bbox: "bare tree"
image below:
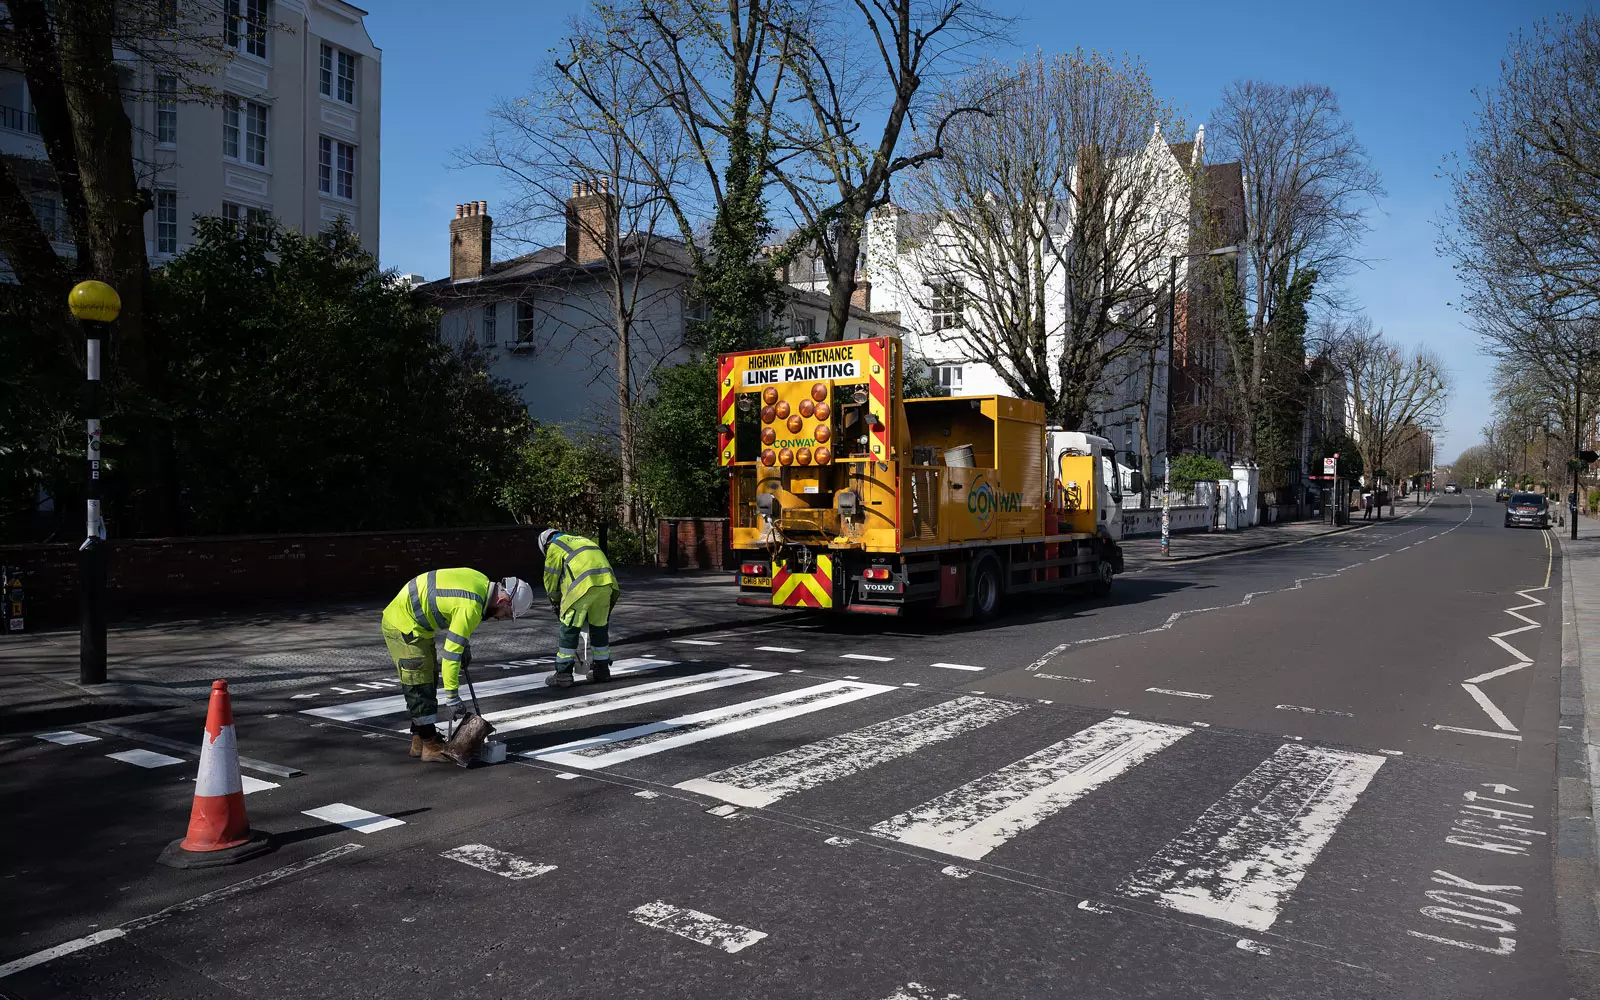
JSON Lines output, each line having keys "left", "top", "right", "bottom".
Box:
{"left": 1328, "top": 320, "right": 1450, "bottom": 509}
{"left": 892, "top": 50, "right": 1191, "bottom": 435}
{"left": 1210, "top": 80, "right": 1383, "bottom": 460}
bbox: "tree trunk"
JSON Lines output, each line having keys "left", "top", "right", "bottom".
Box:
{"left": 825, "top": 219, "right": 862, "bottom": 340}
{"left": 616, "top": 308, "right": 635, "bottom": 531}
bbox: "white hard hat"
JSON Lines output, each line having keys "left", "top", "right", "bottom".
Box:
{"left": 538, "top": 528, "right": 559, "bottom": 553}
{"left": 500, "top": 576, "right": 534, "bottom": 618}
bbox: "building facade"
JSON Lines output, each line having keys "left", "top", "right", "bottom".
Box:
{"left": 1, "top": 0, "right": 380, "bottom": 271}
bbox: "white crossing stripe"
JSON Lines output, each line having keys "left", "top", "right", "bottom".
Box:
{"left": 241, "top": 775, "right": 279, "bottom": 794}
{"left": 756, "top": 646, "right": 804, "bottom": 653}
{"left": 0, "top": 929, "right": 126, "bottom": 979}
{"left": 842, "top": 653, "right": 894, "bottom": 662}
{"left": 302, "top": 657, "right": 673, "bottom": 721}
{"left": 525, "top": 680, "right": 894, "bottom": 770}
{"left": 441, "top": 844, "right": 556, "bottom": 880}
{"left": 880, "top": 983, "right": 965, "bottom": 1000}
{"left": 1118, "top": 743, "right": 1385, "bottom": 931}
{"left": 677, "top": 696, "right": 1027, "bottom": 808}
{"left": 930, "top": 662, "right": 983, "bottom": 672}
{"left": 36, "top": 731, "right": 100, "bottom": 745}
{"left": 629, "top": 900, "right": 767, "bottom": 953}
{"left": 871, "top": 716, "right": 1191, "bottom": 860}
{"left": 1146, "top": 687, "right": 1212, "bottom": 700}
{"left": 400, "top": 668, "right": 775, "bottom": 737}
{"left": 106, "top": 749, "right": 185, "bottom": 768}
{"left": 672, "top": 639, "right": 721, "bottom": 646}
{"left": 303, "top": 802, "right": 406, "bottom": 834}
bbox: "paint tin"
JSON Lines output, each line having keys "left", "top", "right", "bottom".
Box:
{"left": 476, "top": 740, "right": 507, "bottom": 764}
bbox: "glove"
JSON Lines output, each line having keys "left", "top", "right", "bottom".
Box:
{"left": 442, "top": 689, "right": 463, "bottom": 709}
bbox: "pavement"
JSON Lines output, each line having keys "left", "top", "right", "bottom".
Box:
{"left": 9, "top": 493, "right": 1594, "bottom": 999}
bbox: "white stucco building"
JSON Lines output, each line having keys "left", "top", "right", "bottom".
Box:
{"left": 1, "top": 0, "right": 381, "bottom": 270}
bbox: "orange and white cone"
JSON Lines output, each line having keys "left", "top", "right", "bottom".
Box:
{"left": 159, "top": 680, "right": 272, "bottom": 868}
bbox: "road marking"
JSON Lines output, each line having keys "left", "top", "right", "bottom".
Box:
{"left": 931, "top": 662, "right": 983, "bottom": 672}
{"left": 1119, "top": 743, "right": 1385, "bottom": 931}
{"left": 1077, "top": 900, "right": 1111, "bottom": 914}
{"left": 788, "top": 669, "right": 805, "bottom": 673}
{"left": 635, "top": 790, "right": 659, "bottom": 799}
{"left": 1369, "top": 553, "right": 1390, "bottom": 562}
{"left": 0, "top": 929, "right": 126, "bottom": 979}
{"left": 1236, "top": 938, "right": 1273, "bottom": 956}
{"left": 825, "top": 836, "right": 856, "bottom": 847}
{"left": 241, "top": 775, "right": 279, "bottom": 794}
{"left": 526, "top": 680, "right": 895, "bottom": 770}
{"left": 673, "top": 639, "right": 721, "bottom": 646}
{"left": 1275, "top": 704, "right": 1354, "bottom": 718}
{"left": 677, "top": 697, "right": 1027, "bottom": 808}
{"left": 757, "top": 646, "right": 804, "bottom": 653}
{"left": 842, "top": 653, "right": 895, "bottom": 662}
{"left": 556, "top": 772, "right": 579, "bottom": 779}
{"left": 303, "top": 657, "right": 672, "bottom": 721}
{"left": 442, "top": 844, "right": 557, "bottom": 879}
{"left": 871, "top": 716, "right": 1190, "bottom": 860}
{"left": 628, "top": 901, "right": 767, "bottom": 953}
{"left": 879, "top": 985, "right": 965, "bottom": 1000}
{"left": 1465, "top": 662, "right": 1529, "bottom": 684}
{"left": 1433, "top": 725, "right": 1523, "bottom": 741}
{"left": 302, "top": 803, "right": 405, "bottom": 834}
{"left": 1461, "top": 683, "right": 1518, "bottom": 732}
{"left": 1146, "top": 687, "right": 1212, "bottom": 700}
{"left": 36, "top": 731, "right": 99, "bottom": 745}
{"left": 432, "top": 668, "right": 774, "bottom": 737}
{"left": 1038, "top": 673, "right": 1094, "bottom": 683}
{"left": 106, "top": 749, "right": 184, "bottom": 768}
{"left": 706, "top": 804, "right": 740, "bottom": 817}
{"left": 844, "top": 675, "right": 862, "bottom": 680}
{"left": 941, "top": 865, "right": 974, "bottom": 879}
{"left": 903, "top": 682, "right": 920, "bottom": 687}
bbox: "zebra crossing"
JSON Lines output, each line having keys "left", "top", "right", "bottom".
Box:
{"left": 300, "top": 657, "right": 1391, "bottom": 935}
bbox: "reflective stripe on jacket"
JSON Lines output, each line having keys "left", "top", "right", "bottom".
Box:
{"left": 542, "top": 534, "right": 619, "bottom": 618}
{"left": 381, "top": 568, "right": 490, "bottom": 689}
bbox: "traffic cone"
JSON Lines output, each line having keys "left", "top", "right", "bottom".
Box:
{"left": 158, "top": 680, "right": 272, "bottom": 868}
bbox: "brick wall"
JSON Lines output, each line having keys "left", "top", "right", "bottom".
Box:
{"left": 657, "top": 518, "right": 729, "bottom": 571}
{"left": 0, "top": 525, "right": 544, "bottom": 628}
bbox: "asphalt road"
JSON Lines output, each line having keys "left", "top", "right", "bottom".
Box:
{"left": 0, "top": 492, "right": 1577, "bottom": 999}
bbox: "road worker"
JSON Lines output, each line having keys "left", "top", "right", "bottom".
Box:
{"left": 381, "top": 569, "right": 534, "bottom": 761}
{"left": 539, "top": 528, "right": 621, "bottom": 688}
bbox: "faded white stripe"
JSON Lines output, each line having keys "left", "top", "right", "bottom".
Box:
{"left": 1146, "top": 687, "right": 1212, "bottom": 700}
{"left": 676, "top": 696, "right": 1026, "bottom": 807}
{"left": 303, "top": 657, "right": 671, "bottom": 721}
{"left": 107, "top": 749, "right": 184, "bottom": 768}
{"left": 441, "top": 844, "right": 556, "bottom": 880}
{"left": 36, "top": 730, "right": 99, "bottom": 745}
{"left": 930, "top": 662, "right": 983, "bottom": 672}
{"left": 756, "top": 646, "right": 804, "bottom": 653}
{"left": 880, "top": 984, "right": 966, "bottom": 1000}
{"left": 672, "top": 639, "right": 721, "bottom": 646}
{"left": 871, "top": 716, "right": 1191, "bottom": 860}
{"left": 629, "top": 901, "right": 766, "bottom": 953}
{"left": 842, "top": 653, "right": 894, "bottom": 662}
{"left": 1118, "top": 743, "right": 1385, "bottom": 931}
{"left": 0, "top": 929, "right": 126, "bottom": 979}
{"left": 526, "top": 680, "right": 893, "bottom": 770}
{"left": 303, "top": 802, "right": 405, "bottom": 834}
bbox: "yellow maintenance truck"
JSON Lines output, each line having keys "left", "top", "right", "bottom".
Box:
{"left": 717, "top": 336, "right": 1128, "bottom": 618}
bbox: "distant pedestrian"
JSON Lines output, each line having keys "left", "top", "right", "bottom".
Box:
{"left": 1361, "top": 490, "right": 1373, "bottom": 520}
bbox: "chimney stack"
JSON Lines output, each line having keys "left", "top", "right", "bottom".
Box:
{"left": 450, "top": 200, "right": 492, "bottom": 280}
{"left": 566, "top": 177, "right": 618, "bottom": 266}
{"left": 850, "top": 273, "right": 871, "bottom": 313}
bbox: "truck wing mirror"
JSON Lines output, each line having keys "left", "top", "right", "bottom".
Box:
{"left": 1128, "top": 470, "right": 1144, "bottom": 495}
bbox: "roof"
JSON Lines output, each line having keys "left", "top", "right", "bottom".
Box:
{"left": 1167, "top": 141, "right": 1194, "bottom": 167}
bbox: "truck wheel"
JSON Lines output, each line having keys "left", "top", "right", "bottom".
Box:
{"left": 970, "top": 554, "right": 1003, "bottom": 621}
{"left": 1089, "top": 559, "right": 1114, "bottom": 598}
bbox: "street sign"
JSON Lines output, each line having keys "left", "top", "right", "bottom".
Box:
{"left": 1323, "top": 457, "right": 1337, "bottom": 476}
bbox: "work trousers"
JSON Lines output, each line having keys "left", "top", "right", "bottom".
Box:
{"left": 383, "top": 622, "right": 439, "bottom": 726}
{"left": 555, "top": 586, "right": 617, "bottom": 674}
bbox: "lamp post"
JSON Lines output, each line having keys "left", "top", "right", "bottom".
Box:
{"left": 1163, "top": 244, "right": 1240, "bottom": 557}
{"left": 68, "top": 280, "right": 121, "bottom": 685}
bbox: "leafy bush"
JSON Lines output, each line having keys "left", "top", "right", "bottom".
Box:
{"left": 635, "top": 359, "right": 727, "bottom": 517}
{"left": 495, "top": 425, "right": 621, "bottom": 533}
{"left": 1169, "top": 454, "right": 1231, "bottom": 493}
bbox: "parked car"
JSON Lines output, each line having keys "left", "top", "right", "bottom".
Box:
{"left": 1444, "top": 482, "right": 1458, "bottom": 493}
{"left": 1504, "top": 492, "right": 1550, "bottom": 529}
{"left": 1496, "top": 487, "right": 1513, "bottom": 502}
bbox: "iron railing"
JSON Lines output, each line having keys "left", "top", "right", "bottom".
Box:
{"left": 0, "top": 105, "right": 39, "bottom": 135}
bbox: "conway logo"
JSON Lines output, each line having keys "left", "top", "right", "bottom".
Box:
{"left": 968, "top": 474, "right": 1023, "bottom": 531}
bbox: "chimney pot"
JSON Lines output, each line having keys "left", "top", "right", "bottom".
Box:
{"left": 455, "top": 204, "right": 464, "bottom": 219}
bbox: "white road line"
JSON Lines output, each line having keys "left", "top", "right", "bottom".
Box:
{"left": 1461, "top": 683, "right": 1519, "bottom": 732}
{"left": 0, "top": 929, "right": 126, "bottom": 979}
{"left": 673, "top": 639, "right": 722, "bottom": 646}
{"left": 423, "top": 668, "right": 774, "bottom": 737}
{"left": 1465, "top": 662, "right": 1529, "bottom": 684}
{"left": 1236, "top": 939, "right": 1273, "bottom": 956}
{"left": 441, "top": 844, "right": 556, "bottom": 880}
{"left": 106, "top": 749, "right": 184, "bottom": 768}
{"left": 756, "top": 646, "right": 804, "bottom": 653}
{"left": 1489, "top": 635, "right": 1534, "bottom": 661}
{"left": 1038, "top": 673, "right": 1094, "bottom": 683}
{"left": 930, "top": 662, "right": 983, "bottom": 672}
{"left": 302, "top": 802, "right": 406, "bottom": 834}
{"left": 1146, "top": 687, "right": 1213, "bottom": 700}
{"left": 303, "top": 657, "right": 671, "bottom": 721}
{"left": 706, "top": 804, "right": 740, "bottom": 817}
{"left": 1275, "top": 704, "right": 1354, "bottom": 718}
{"left": 1119, "top": 743, "right": 1385, "bottom": 931}
{"left": 870, "top": 716, "right": 1190, "bottom": 860}
{"left": 629, "top": 901, "right": 767, "bottom": 953}
{"left": 1433, "top": 724, "right": 1523, "bottom": 741}
{"left": 525, "top": 680, "right": 895, "bottom": 770}
{"left": 36, "top": 730, "right": 99, "bottom": 745}
{"left": 677, "top": 696, "right": 1027, "bottom": 808}
{"left": 842, "top": 653, "right": 895, "bottom": 662}
{"left": 880, "top": 985, "right": 965, "bottom": 1000}
{"left": 241, "top": 775, "right": 279, "bottom": 794}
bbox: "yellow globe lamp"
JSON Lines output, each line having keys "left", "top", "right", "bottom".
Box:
{"left": 68, "top": 281, "right": 122, "bottom": 323}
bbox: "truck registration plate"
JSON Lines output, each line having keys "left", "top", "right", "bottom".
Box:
{"left": 741, "top": 575, "right": 772, "bottom": 588}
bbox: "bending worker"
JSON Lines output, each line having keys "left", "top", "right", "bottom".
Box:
{"left": 381, "top": 569, "right": 533, "bottom": 761}
{"left": 539, "top": 528, "right": 621, "bottom": 688}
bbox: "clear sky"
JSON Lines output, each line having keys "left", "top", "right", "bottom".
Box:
{"left": 368, "top": 0, "right": 1575, "bottom": 463}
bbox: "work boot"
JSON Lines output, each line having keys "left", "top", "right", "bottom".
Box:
{"left": 586, "top": 660, "right": 611, "bottom": 683}
{"left": 409, "top": 733, "right": 422, "bottom": 758}
{"left": 417, "top": 736, "right": 450, "bottom": 762}
{"left": 546, "top": 669, "right": 576, "bottom": 689}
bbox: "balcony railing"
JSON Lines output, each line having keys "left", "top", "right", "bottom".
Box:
{"left": 0, "top": 105, "right": 40, "bottom": 136}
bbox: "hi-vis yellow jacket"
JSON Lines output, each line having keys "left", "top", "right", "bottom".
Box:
{"left": 542, "top": 534, "right": 619, "bottom": 617}
{"left": 381, "top": 568, "right": 490, "bottom": 690}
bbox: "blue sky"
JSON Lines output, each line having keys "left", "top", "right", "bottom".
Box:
{"left": 370, "top": 0, "right": 1573, "bottom": 462}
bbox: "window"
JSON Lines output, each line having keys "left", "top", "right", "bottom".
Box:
{"left": 930, "top": 281, "right": 964, "bottom": 331}
{"left": 481, "top": 304, "right": 497, "bottom": 346}
{"left": 319, "top": 44, "right": 357, "bottom": 104}
{"left": 934, "top": 364, "right": 964, "bottom": 392}
{"left": 223, "top": 97, "right": 268, "bottom": 166}
{"left": 810, "top": 256, "right": 827, "bottom": 280}
{"left": 792, "top": 313, "right": 816, "bottom": 341}
{"left": 515, "top": 301, "right": 536, "bottom": 344}
{"left": 226, "top": 0, "right": 268, "bottom": 59}
{"left": 155, "top": 76, "right": 177, "bottom": 145}
{"left": 222, "top": 201, "right": 271, "bottom": 236}
{"left": 318, "top": 136, "right": 355, "bottom": 200}
{"left": 155, "top": 189, "right": 178, "bottom": 254}
{"left": 29, "top": 195, "right": 66, "bottom": 242}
